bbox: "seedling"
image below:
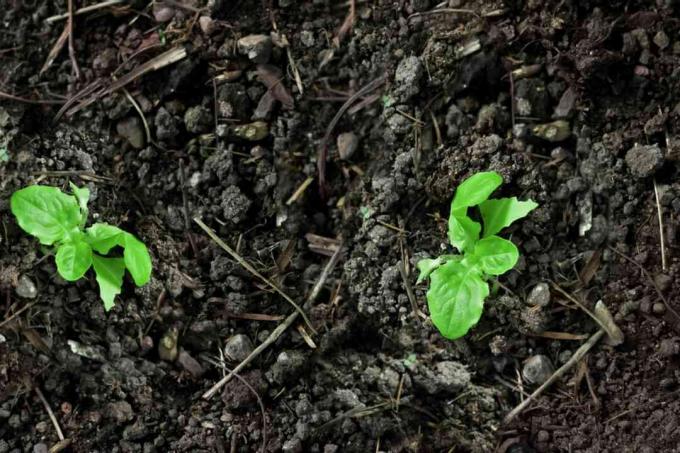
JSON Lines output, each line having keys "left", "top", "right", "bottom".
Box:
{"left": 417, "top": 171, "right": 537, "bottom": 339}
{"left": 10, "top": 184, "right": 152, "bottom": 310}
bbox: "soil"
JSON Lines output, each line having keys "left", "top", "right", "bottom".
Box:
{"left": 2, "top": 1, "right": 680, "bottom": 452}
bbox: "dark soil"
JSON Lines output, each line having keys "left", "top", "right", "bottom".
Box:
{"left": 2, "top": 1, "right": 680, "bottom": 452}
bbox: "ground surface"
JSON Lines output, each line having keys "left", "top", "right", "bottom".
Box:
{"left": 1, "top": 1, "right": 680, "bottom": 452}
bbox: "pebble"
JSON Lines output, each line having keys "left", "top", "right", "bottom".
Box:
{"left": 522, "top": 355, "right": 554, "bottom": 385}
{"left": 282, "top": 437, "right": 303, "bottom": 453}
{"left": 269, "top": 350, "right": 306, "bottom": 384}
{"left": 15, "top": 275, "right": 37, "bottom": 299}
{"left": 224, "top": 334, "right": 254, "bottom": 362}
{"left": 653, "top": 31, "right": 670, "bottom": 49}
{"left": 625, "top": 143, "right": 663, "bottom": 178}
{"left": 116, "top": 117, "right": 145, "bottom": 149}
{"left": 237, "top": 34, "right": 272, "bottom": 64}
{"left": 152, "top": 4, "right": 174, "bottom": 22}
{"left": 177, "top": 350, "right": 205, "bottom": 377}
{"left": 337, "top": 132, "right": 359, "bottom": 160}
{"left": 32, "top": 444, "right": 48, "bottom": 453}
{"left": 158, "top": 327, "right": 179, "bottom": 362}
{"left": 653, "top": 302, "right": 666, "bottom": 315}
{"left": 199, "top": 16, "right": 215, "bottom": 35}
{"left": 659, "top": 338, "right": 680, "bottom": 357}
{"left": 526, "top": 283, "right": 550, "bottom": 307}
{"left": 532, "top": 120, "right": 571, "bottom": 142}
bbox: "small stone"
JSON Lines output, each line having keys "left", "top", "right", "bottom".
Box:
{"left": 282, "top": 437, "right": 303, "bottom": 453}
{"left": 199, "top": 16, "right": 215, "bottom": 35}
{"left": 237, "top": 34, "right": 272, "bottom": 64}
{"left": 217, "top": 83, "right": 250, "bottom": 119}
{"left": 32, "top": 444, "right": 48, "bottom": 453}
{"left": 16, "top": 275, "right": 37, "bottom": 299}
{"left": 153, "top": 4, "right": 175, "bottom": 22}
{"left": 654, "top": 31, "right": 670, "bottom": 49}
{"left": 177, "top": 350, "right": 205, "bottom": 377}
{"left": 116, "top": 117, "right": 145, "bottom": 149}
{"left": 625, "top": 143, "right": 663, "bottom": 178}
{"left": 231, "top": 121, "right": 269, "bottom": 141}
{"left": 654, "top": 302, "right": 667, "bottom": 314}
{"left": 659, "top": 338, "right": 680, "bottom": 357}
{"left": 183, "top": 106, "right": 212, "bottom": 134}
{"left": 224, "top": 334, "right": 254, "bottom": 362}
{"left": 337, "top": 132, "right": 359, "bottom": 160}
{"left": 527, "top": 283, "right": 550, "bottom": 307}
{"left": 654, "top": 273, "right": 673, "bottom": 292}
{"left": 158, "top": 327, "right": 179, "bottom": 362}
{"left": 107, "top": 401, "right": 134, "bottom": 424}
{"left": 522, "top": 355, "right": 554, "bottom": 385}
{"left": 269, "top": 350, "right": 306, "bottom": 384}
{"left": 536, "top": 430, "right": 550, "bottom": 442}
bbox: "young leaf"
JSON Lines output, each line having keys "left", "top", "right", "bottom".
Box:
{"left": 427, "top": 260, "right": 489, "bottom": 339}
{"left": 92, "top": 255, "right": 126, "bottom": 311}
{"left": 55, "top": 240, "right": 93, "bottom": 281}
{"left": 448, "top": 214, "right": 481, "bottom": 253}
{"left": 480, "top": 197, "right": 538, "bottom": 238}
{"left": 416, "top": 255, "right": 463, "bottom": 284}
{"left": 123, "top": 233, "right": 152, "bottom": 286}
{"left": 10, "top": 186, "right": 81, "bottom": 245}
{"left": 86, "top": 223, "right": 124, "bottom": 254}
{"left": 69, "top": 182, "right": 90, "bottom": 225}
{"left": 472, "top": 236, "right": 519, "bottom": 276}
{"left": 450, "top": 171, "right": 503, "bottom": 215}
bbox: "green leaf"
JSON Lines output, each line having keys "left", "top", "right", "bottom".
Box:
{"left": 10, "top": 186, "right": 81, "bottom": 245}
{"left": 426, "top": 260, "right": 489, "bottom": 339}
{"left": 472, "top": 236, "right": 519, "bottom": 276}
{"left": 86, "top": 223, "right": 125, "bottom": 254}
{"left": 448, "top": 214, "right": 481, "bottom": 253}
{"left": 417, "top": 255, "right": 464, "bottom": 284}
{"left": 55, "top": 240, "right": 93, "bottom": 281}
{"left": 69, "top": 182, "right": 90, "bottom": 225}
{"left": 123, "top": 233, "right": 152, "bottom": 286}
{"left": 451, "top": 171, "right": 503, "bottom": 215}
{"left": 480, "top": 197, "right": 538, "bottom": 237}
{"left": 92, "top": 255, "right": 126, "bottom": 311}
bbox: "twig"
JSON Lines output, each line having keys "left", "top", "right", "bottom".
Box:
{"left": 317, "top": 74, "right": 387, "bottom": 198}
{"left": 0, "top": 90, "right": 63, "bottom": 105}
{"left": 40, "top": 25, "right": 69, "bottom": 75}
{"left": 194, "top": 217, "right": 315, "bottom": 333}
{"left": 0, "top": 302, "right": 38, "bottom": 330}
{"left": 122, "top": 88, "right": 151, "bottom": 145}
{"left": 407, "top": 7, "right": 480, "bottom": 22}
{"left": 67, "top": 0, "right": 82, "bottom": 80}
{"left": 286, "top": 176, "right": 314, "bottom": 205}
{"left": 35, "top": 386, "right": 65, "bottom": 441}
{"left": 550, "top": 283, "right": 619, "bottom": 341}
{"left": 46, "top": 0, "right": 125, "bottom": 23}
{"left": 201, "top": 244, "right": 343, "bottom": 400}
{"left": 653, "top": 178, "right": 667, "bottom": 271}
{"left": 503, "top": 329, "right": 605, "bottom": 424}
{"left": 397, "top": 260, "right": 423, "bottom": 324}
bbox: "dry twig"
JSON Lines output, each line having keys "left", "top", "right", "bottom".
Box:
{"left": 653, "top": 178, "right": 667, "bottom": 271}
{"left": 35, "top": 386, "right": 65, "bottom": 441}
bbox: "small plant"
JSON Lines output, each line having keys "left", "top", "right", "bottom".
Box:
{"left": 417, "top": 171, "right": 537, "bottom": 339}
{"left": 11, "top": 184, "right": 152, "bottom": 310}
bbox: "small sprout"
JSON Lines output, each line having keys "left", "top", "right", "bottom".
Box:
{"left": 10, "top": 184, "right": 152, "bottom": 311}
{"left": 418, "top": 171, "right": 538, "bottom": 339}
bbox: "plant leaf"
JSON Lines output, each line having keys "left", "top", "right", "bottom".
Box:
{"left": 69, "top": 182, "right": 90, "bottom": 225}
{"left": 92, "top": 255, "right": 125, "bottom": 311}
{"left": 416, "top": 255, "right": 463, "bottom": 284}
{"left": 123, "top": 233, "right": 152, "bottom": 286}
{"left": 55, "top": 240, "right": 93, "bottom": 281}
{"left": 10, "top": 185, "right": 81, "bottom": 245}
{"left": 448, "top": 214, "right": 481, "bottom": 253}
{"left": 472, "top": 235, "right": 519, "bottom": 276}
{"left": 426, "top": 260, "right": 489, "bottom": 339}
{"left": 86, "top": 223, "right": 125, "bottom": 254}
{"left": 480, "top": 197, "right": 538, "bottom": 237}
{"left": 451, "top": 171, "right": 503, "bottom": 215}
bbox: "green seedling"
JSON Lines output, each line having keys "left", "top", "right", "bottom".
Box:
{"left": 10, "top": 184, "right": 152, "bottom": 310}
{"left": 417, "top": 171, "right": 538, "bottom": 340}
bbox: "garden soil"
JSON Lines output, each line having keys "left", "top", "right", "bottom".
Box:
{"left": 2, "top": 1, "right": 680, "bottom": 452}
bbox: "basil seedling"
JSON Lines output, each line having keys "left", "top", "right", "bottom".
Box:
{"left": 418, "top": 172, "right": 538, "bottom": 339}
{"left": 11, "top": 184, "right": 152, "bottom": 310}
